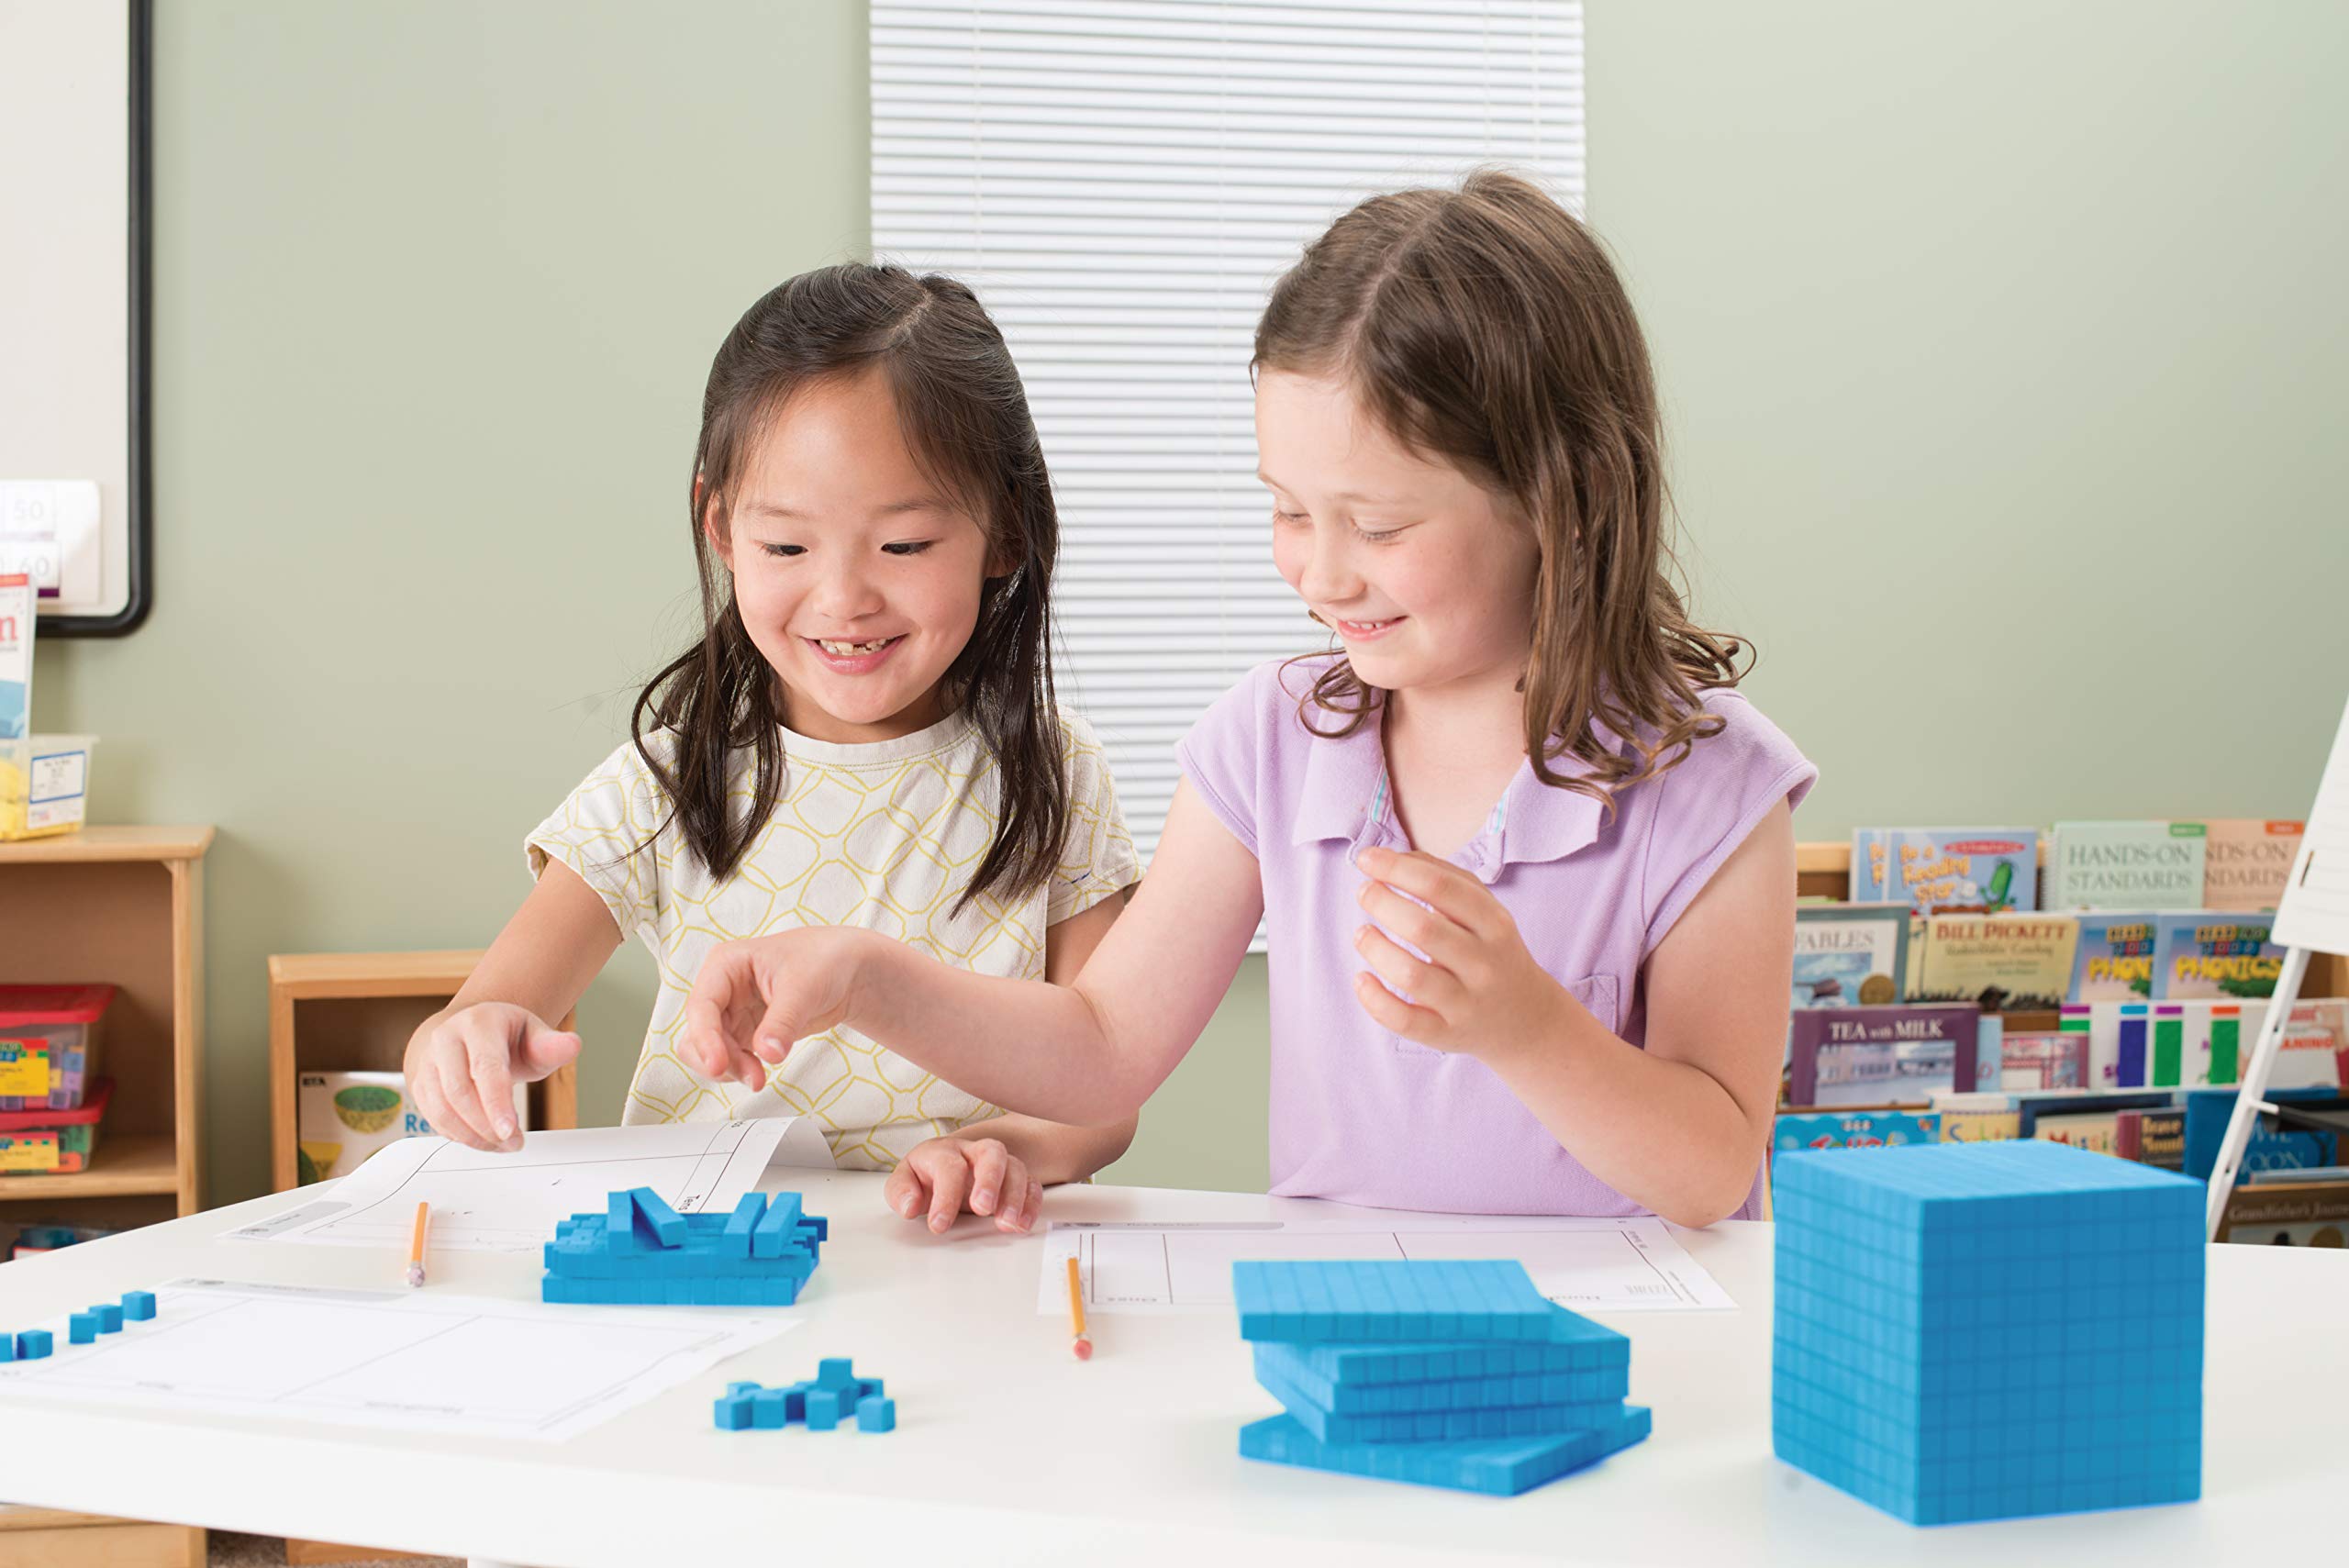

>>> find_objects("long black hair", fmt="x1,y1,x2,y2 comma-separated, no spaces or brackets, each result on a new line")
633,263,1069,914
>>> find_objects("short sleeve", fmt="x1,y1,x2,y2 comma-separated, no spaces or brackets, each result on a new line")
1640,692,1817,953
1047,712,1142,924
525,738,671,940
1174,665,1271,857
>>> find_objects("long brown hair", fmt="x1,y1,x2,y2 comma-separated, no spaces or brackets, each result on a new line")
634,263,1068,913
1255,170,1748,809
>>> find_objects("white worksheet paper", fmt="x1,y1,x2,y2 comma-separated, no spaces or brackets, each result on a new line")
0,1279,795,1443
1040,1216,1736,1316
221,1119,831,1253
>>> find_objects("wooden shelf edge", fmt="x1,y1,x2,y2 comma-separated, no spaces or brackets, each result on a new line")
269,950,484,997
0,1131,180,1200
0,825,214,865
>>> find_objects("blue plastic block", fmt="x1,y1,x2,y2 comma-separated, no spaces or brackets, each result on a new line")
721,1194,763,1260
1231,1260,1559,1344
1252,1344,1629,1415
751,1388,795,1429
16,1329,51,1359
1257,1313,1628,1389
121,1289,157,1322
0,1334,12,1363
1239,1403,1652,1496
714,1393,755,1430
856,1396,896,1433
751,1192,804,1260
805,1389,843,1430
606,1191,634,1256
814,1357,857,1391
68,1312,98,1345
94,1303,124,1334
1772,1140,2203,1525
630,1186,687,1248
1255,1359,1628,1446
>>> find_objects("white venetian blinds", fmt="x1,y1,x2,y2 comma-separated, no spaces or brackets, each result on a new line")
871,0,1586,862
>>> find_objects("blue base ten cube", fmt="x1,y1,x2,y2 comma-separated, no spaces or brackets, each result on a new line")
1773,1140,2202,1526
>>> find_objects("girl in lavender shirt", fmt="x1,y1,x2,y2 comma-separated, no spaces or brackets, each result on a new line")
679,172,1815,1226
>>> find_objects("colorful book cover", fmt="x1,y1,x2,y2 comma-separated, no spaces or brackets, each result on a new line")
2184,1086,2342,1183
2213,1180,2349,1245
1791,903,1909,1008
1910,914,2078,1012
0,574,29,742
2031,1110,2124,1155
1771,1109,1940,1152
1997,1030,2087,1090
2067,912,2157,1002
2153,910,2284,1000
1786,1004,1981,1109
2114,1107,2186,1169
2200,818,2306,912
2044,820,2207,910
1934,1092,2022,1143
1850,828,2037,916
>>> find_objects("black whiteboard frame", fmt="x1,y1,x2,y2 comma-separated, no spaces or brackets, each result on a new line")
48,0,152,638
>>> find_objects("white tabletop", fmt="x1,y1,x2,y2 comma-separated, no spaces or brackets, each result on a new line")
1,1171,2343,1566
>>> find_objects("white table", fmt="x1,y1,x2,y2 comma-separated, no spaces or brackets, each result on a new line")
2,1171,2343,1566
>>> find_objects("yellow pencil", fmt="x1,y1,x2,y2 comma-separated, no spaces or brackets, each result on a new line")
1065,1254,1092,1360
406,1201,430,1288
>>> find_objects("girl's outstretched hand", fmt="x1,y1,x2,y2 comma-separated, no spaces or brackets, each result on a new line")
679,928,868,1092
404,1002,582,1153
884,1135,1044,1236
1349,845,1580,1060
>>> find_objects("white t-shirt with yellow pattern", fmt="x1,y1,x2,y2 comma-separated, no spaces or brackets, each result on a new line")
527,707,1138,1170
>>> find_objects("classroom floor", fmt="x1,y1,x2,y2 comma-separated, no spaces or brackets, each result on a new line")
210,1535,459,1568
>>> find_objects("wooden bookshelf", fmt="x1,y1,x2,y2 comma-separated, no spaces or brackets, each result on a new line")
266,949,578,1192
0,827,211,1568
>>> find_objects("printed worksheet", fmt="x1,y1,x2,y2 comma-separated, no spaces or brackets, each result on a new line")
223,1119,830,1253
1039,1215,1737,1317
0,1279,793,1443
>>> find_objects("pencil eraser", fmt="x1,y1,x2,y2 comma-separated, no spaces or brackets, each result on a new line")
1073,1337,1093,1361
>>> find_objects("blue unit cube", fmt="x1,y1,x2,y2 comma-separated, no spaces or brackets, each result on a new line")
94,1303,124,1334
15,1329,51,1359
68,1312,98,1345
121,1289,157,1321
856,1396,896,1432
1772,1140,2203,1527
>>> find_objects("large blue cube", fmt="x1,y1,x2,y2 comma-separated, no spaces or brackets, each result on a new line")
1772,1140,2202,1526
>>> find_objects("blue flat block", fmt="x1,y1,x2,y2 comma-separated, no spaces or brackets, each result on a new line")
121,1289,157,1322
714,1393,756,1430
1232,1260,1558,1344
94,1303,124,1334
721,1194,763,1260
68,1312,98,1345
1239,1403,1653,1496
856,1396,896,1433
1257,1358,1627,1445
1260,1319,1628,1392
629,1186,687,1248
16,1329,51,1359
805,1389,844,1430
541,1274,805,1307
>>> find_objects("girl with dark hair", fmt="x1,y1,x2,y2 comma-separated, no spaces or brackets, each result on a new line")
403,264,1139,1235
679,173,1817,1227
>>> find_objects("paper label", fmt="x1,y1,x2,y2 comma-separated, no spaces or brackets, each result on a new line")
0,1039,52,1095
0,1131,61,1172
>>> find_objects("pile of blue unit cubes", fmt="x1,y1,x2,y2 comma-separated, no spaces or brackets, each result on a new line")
1234,1259,1650,1496
1773,1138,2203,1525
542,1187,826,1307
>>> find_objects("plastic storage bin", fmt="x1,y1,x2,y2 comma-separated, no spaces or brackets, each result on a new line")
0,984,116,1112
0,1077,111,1174
0,734,97,840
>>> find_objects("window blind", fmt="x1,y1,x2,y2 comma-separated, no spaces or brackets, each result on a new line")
871,0,1586,866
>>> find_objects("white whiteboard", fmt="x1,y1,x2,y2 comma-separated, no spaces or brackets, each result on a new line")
2273,695,2349,956
0,0,149,633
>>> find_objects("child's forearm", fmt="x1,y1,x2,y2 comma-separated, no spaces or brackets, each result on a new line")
949,1111,1138,1186
1480,1015,1765,1228
840,930,1158,1124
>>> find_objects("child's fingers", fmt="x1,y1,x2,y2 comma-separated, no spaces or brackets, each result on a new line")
883,1159,930,1222
1355,847,1500,936
429,1051,502,1151
518,1028,582,1082
681,950,759,1081
1355,879,1473,965
462,1029,523,1151
961,1139,1011,1217
924,1151,973,1234
1353,969,1449,1048
996,1173,1044,1233
1353,924,1460,1013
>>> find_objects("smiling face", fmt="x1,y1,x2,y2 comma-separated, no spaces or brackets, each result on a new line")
708,367,997,744
1255,368,1542,706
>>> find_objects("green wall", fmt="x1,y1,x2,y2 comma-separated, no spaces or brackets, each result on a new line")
36,2,2346,1206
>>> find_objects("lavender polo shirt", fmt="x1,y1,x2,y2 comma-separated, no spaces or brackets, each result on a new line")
1177,656,1817,1218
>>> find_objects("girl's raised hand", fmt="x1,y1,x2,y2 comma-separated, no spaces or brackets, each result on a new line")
1349,844,1582,1061
678,929,866,1092
404,1002,581,1153
883,1135,1044,1236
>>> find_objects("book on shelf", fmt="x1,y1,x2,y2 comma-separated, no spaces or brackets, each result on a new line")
2213,1179,2349,1245
1910,913,2077,1011
2018,1092,2174,1153
2245,1165,2349,1185
1994,1030,2088,1090
1771,1109,1940,1153
2044,820,2207,910
1790,902,1910,1008
2068,912,2158,1003
2151,910,2285,1000
1785,1004,1980,1109
2182,1088,2343,1184
2113,1107,2186,1169
2056,997,2346,1091
2200,818,2305,912
2031,1109,2125,1154
1850,828,2037,916
1934,1092,2022,1144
